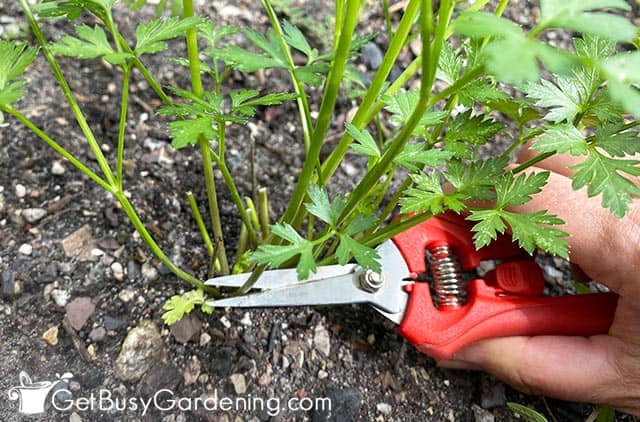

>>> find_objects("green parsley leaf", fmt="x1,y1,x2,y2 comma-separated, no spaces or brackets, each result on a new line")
231,90,297,117
525,78,581,123
593,124,640,157
453,11,576,84
444,110,504,146
532,124,588,156
502,211,569,258
436,42,462,85
162,289,210,325
599,52,640,119
444,156,509,201
50,25,121,62
570,151,640,218
538,0,635,42
135,17,204,55
304,184,347,227
336,234,381,272
468,171,569,258
495,171,550,208
282,20,317,62
0,41,38,107
382,89,446,137
167,117,215,149
393,145,452,172
458,79,508,107
345,122,380,159
250,223,316,279
400,172,466,215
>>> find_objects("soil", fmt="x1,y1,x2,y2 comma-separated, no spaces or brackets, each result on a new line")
0,1,638,422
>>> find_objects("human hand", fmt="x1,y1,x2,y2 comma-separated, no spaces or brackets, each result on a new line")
438,146,640,415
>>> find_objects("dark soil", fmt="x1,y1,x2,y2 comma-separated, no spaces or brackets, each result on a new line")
0,1,638,421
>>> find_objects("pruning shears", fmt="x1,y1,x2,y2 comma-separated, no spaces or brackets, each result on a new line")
205,213,618,360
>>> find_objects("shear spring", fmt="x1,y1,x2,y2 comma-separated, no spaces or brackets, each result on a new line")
429,245,466,308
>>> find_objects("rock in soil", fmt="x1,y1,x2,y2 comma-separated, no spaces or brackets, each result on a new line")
1,269,16,299
42,325,59,346
65,297,96,331
115,320,167,382
229,373,247,394
22,207,47,223
312,388,362,422
136,364,181,399
89,326,107,343
183,356,201,386
61,225,96,261
51,289,71,307
170,313,202,344
313,324,331,357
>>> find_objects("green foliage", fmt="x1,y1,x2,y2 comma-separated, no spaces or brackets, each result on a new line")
537,0,636,42
506,402,549,422
50,24,130,64
161,289,214,325
452,11,575,84
467,172,569,258
251,223,317,279
0,41,38,107
135,17,204,55
250,184,380,278
158,88,295,149
382,89,446,138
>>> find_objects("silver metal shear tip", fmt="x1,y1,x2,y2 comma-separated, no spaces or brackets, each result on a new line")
204,264,356,289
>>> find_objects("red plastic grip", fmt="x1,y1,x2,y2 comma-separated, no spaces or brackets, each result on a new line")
391,213,619,360
398,281,618,360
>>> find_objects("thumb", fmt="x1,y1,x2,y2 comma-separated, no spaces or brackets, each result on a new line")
438,335,630,407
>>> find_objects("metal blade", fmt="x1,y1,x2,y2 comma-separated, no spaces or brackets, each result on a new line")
205,264,356,289
207,271,400,312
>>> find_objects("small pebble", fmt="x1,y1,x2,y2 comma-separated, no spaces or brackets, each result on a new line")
239,312,252,326
18,243,32,255
42,325,59,346
376,403,392,415
318,370,328,380
141,262,159,281
118,288,135,303
15,184,26,198
22,207,47,223
51,289,70,307
199,332,211,346
69,412,83,422
110,262,124,282
219,316,231,329
229,373,247,394
89,327,107,343
51,161,66,175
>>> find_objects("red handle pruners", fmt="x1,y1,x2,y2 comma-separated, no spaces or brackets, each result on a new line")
205,213,618,360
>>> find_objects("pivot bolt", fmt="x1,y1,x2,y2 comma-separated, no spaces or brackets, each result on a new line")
359,269,385,292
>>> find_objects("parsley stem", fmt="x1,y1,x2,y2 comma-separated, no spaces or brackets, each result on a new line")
1,106,113,193
117,191,217,294
320,0,421,182
279,0,362,225
187,192,215,258
510,151,554,173
261,0,313,153
209,148,260,247
184,0,230,275
116,64,132,192
19,0,117,189
337,0,454,227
